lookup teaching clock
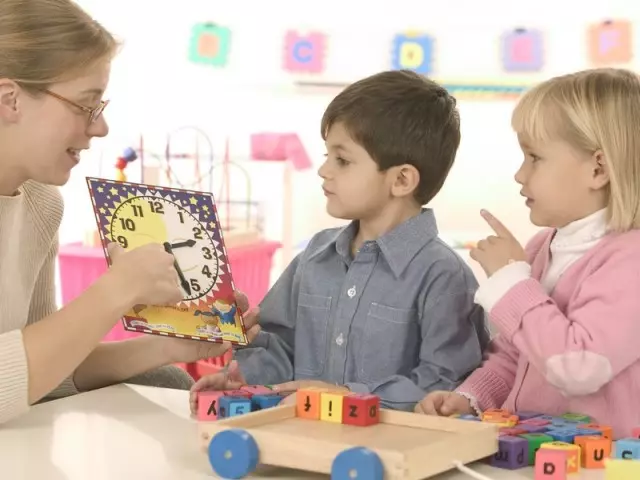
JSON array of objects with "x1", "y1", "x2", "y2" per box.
[{"x1": 108, "y1": 195, "x2": 219, "y2": 301}]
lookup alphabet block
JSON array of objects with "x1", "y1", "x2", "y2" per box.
[
  {"x1": 320, "y1": 392, "x2": 348, "y2": 424},
  {"x1": 545, "y1": 428, "x2": 579, "y2": 443},
  {"x1": 560, "y1": 412, "x2": 591, "y2": 423},
  {"x1": 250, "y1": 394, "x2": 283, "y2": 411},
  {"x1": 540, "y1": 442, "x2": 581, "y2": 474},
  {"x1": 218, "y1": 396, "x2": 252, "y2": 418},
  {"x1": 521, "y1": 418, "x2": 551, "y2": 427},
  {"x1": 579, "y1": 423, "x2": 613, "y2": 441},
  {"x1": 534, "y1": 448, "x2": 567, "y2": 479},
  {"x1": 296, "y1": 388, "x2": 325, "y2": 419},
  {"x1": 484, "y1": 414, "x2": 519, "y2": 427},
  {"x1": 491, "y1": 435, "x2": 529, "y2": 469},
  {"x1": 223, "y1": 389, "x2": 252, "y2": 399},
  {"x1": 516, "y1": 411, "x2": 543, "y2": 420},
  {"x1": 196, "y1": 390, "x2": 224, "y2": 421},
  {"x1": 342, "y1": 394, "x2": 380, "y2": 427},
  {"x1": 241, "y1": 385, "x2": 275, "y2": 396},
  {"x1": 604, "y1": 458, "x2": 640, "y2": 479},
  {"x1": 574, "y1": 435, "x2": 611, "y2": 469},
  {"x1": 500, "y1": 427, "x2": 528, "y2": 436},
  {"x1": 520, "y1": 433, "x2": 554, "y2": 465},
  {"x1": 613, "y1": 438, "x2": 640, "y2": 460},
  {"x1": 518, "y1": 424, "x2": 550, "y2": 434}
]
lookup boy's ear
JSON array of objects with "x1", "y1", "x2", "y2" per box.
[
  {"x1": 590, "y1": 150, "x2": 610, "y2": 191},
  {"x1": 390, "y1": 164, "x2": 420, "y2": 198}
]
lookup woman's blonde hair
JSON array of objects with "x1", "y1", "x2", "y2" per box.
[
  {"x1": 0, "y1": 0, "x2": 118, "y2": 89},
  {"x1": 511, "y1": 68, "x2": 640, "y2": 232}
]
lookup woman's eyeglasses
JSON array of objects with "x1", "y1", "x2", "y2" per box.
[{"x1": 42, "y1": 89, "x2": 109, "y2": 124}]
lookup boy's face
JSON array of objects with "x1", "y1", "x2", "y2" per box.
[{"x1": 318, "y1": 123, "x2": 393, "y2": 221}]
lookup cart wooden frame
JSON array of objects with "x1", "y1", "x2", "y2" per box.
[{"x1": 199, "y1": 404, "x2": 499, "y2": 479}]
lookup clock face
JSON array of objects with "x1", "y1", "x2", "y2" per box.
[{"x1": 109, "y1": 195, "x2": 220, "y2": 302}]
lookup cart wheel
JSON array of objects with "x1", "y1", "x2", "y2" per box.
[
  {"x1": 331, "y1": 446, "x2": 384, "y2": 480},
  {"x1": 207, "y1": 429, "x2": 259, "y2": 479}
]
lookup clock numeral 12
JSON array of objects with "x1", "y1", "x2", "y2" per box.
[{"x1": 149, "y1": 201, "x2": 165, "y2": 214}]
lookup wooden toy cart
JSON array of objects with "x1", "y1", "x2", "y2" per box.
[{"x1": 198, "y1": 404, "x2": 498, "y2": 479}]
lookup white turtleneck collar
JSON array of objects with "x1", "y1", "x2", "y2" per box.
[{"x1": 542, "y1": 209, "x2": 608, "y2": 292}]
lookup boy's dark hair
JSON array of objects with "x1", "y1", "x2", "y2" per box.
[{"x1": 321, "y1": 69, "x2": 461, "y2": 205}]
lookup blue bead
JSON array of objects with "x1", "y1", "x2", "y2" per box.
[
  {"x1": 331, "y1": 447, "x2": 384, "y2": 480},
  {"x1": 208, "y1": 429, "x2": 259, "y2": 479}
]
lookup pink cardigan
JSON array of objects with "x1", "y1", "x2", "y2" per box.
[{"x1": 457, "y1": 228, "x2": 640, "y2": 440}]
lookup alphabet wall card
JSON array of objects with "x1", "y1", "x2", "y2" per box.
[
  {"x1": 188, "y1": 23, "x2": 231, "y2": 67},
  {"x1": 283, "y1": 31, "x2": 326, "y2": 74},
  {"x1": 390, "y1": 32, "x2": 434, "y2": 74},
  {"x1": 587, "y1": 20, "x2": 633, "y2": 65},
  {"x1": 501, "y1": 28, "x2": 544, "y2": 72}
]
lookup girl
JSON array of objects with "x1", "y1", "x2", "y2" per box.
[
  {"x1": 416, "y1": 68, "x2": 640, "y2": 440},
  {"x1": 0, "y1": 0, "x2": 260, "y2": 425}
]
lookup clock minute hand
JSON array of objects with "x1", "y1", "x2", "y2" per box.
[
  {"x1": 170, "y1": 239, "x2": 196, "y2": 249},
  {"x1": 163, "y1": 242, "x2": 192, "y2": 296}
]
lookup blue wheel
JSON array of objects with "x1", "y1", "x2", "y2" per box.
[
  {"x1": 207, "y1": 429, "x2": 259, "y2": 479},
  {"x1": 331, "y1": 447, "x2": 384, "y2": 480}
]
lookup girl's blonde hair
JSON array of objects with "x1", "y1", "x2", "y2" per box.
[
  {"x1": 512, "y1": 68, "x2": 640, "y2": 232},
  {"x1": 0, "y1": 0, "x2": 118, "y2": 90}
]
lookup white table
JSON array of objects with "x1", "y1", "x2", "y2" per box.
[{"x1": 0, "y1": 384, "x2": 605, "y2": 479}]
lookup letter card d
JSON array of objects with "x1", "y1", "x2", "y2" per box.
[{"x1": 391, "y1": 33, "x2": 434, "y2": 75}]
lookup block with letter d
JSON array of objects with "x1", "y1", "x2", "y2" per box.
[{"x1": 534, "y1": 448, "x2": 567, "y2": 479}]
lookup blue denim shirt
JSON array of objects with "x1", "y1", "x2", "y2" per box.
[{"x1": 234, "y1": 209, "x2": 490, "y2": 410}]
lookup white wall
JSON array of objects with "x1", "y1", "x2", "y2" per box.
[{"x1": 60, "y1": 0, "x2": 640, "y2": 282}]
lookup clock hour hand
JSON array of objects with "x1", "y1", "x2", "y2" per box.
[
  {"x1": 170, "y1": 239, "x2": 196, "y2": 249},
  {"x1": 163, "y1": 242, "x2": 192, "y2": 296}
]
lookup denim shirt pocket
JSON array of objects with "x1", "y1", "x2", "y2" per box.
[
  {"x1": 358, "y1": 303, "x2": 417, "y2": 382},
  {"x1": 294, "y1": 292, "x2": 332, "y2": 377}
]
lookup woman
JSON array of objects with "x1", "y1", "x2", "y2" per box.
[{"x1": 0, "y1": 0, "x2": 260, "y2": 424}]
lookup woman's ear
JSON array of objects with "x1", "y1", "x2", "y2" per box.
[
  {"x1": 590, "y1": 150, "x2": 610, "y2": 191},
  {"x1": 0, "y1": 79, "x2": 20, "y2": 123},
  {"x1": 390, "y1": 164, "x2": 420, "y2": 199}
]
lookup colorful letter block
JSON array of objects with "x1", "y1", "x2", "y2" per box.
[
  {"x1": 491, "y1": 435, "x2": 529, "y2": 469},
  {"x1": 605, "y1": 458, "x2": 640, "y2": 479},
  {"x1": 223, "y1": 389, "x2": 252, "y2": 399},
  {"x1": 342, "y1": 394, "x2": 380, "y2": 427},
  {"x1": 197, "y1": 391, "x2": 225, "y2": 421},
  {"x1": 587, "y1": 20, "x2": 632, "y2": 65},
  {"x1": 188, "y1": 23, "x2": 231, "y2": 67},
  {"x1": 560, "y1": 412, "x2": 591, "y2": 423},
  {"x1": 534, "y1": 448, "x2": 567, "y2": 479},
  {"x1": 540, "y1": 442, "x2": 581, "y2": 474},
  {"x1": 574, "y1": 435, "x2": 611, "y2": 468},
  {"x1": 501, "y1": 28, "x2": 544, "y2": 72},
  {"x1": 515, "y1": 411, "x2": 543, "y2": 421},
  {"x1": 296, "y1": 388, "x2": 325, "y2": 419},
  {"x1": 250, "y1": 394, "x2": 283, "y2": 411},
  {"x1": 390, "y1": 32, "x2": 434, "y2": 74},
  {"x1": 283, "y1": 31, "x2": 326, "y2": 73},
  {"x1": 579, "y1": 423, "x2": 613, "y2": 440},
  {"x1": 614, "y1": 438, "x2": 640, "y2": 460},
  {"x1": 218, "y1": 396, "x2": 252, "y2": 418},
  {"x1": 520, "y1": 433, "x2": 554, "y2": 465},
  {"x1": 320, "y1": 392, "x2": 348, "y2": 424}
]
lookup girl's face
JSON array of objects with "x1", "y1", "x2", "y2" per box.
[
  {"x1": 0, "y1": 60, "x2": 111, "y2": 195},
  {"x1": 514, "y1": 133, "x2": 609, "y2": 228}
]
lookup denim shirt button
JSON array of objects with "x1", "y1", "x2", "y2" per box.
[
  {"x1": 347, "y1": 286, "x2": 356, "y2": 298},
  {"x1": 336, "y1": 333, "x2": 344, "y2": 346}
]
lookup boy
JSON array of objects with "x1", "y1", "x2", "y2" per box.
[{"x1": 191, "y1": 70, "x2": 489, "y2": 412}]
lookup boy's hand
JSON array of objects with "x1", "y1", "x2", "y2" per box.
[
  {"x1": 414, "y1": 391, "x2": 475, "y2": 416},
  {"x1": 270, "y1": 380, "x2": 350, "y2": 395},
  {"x1": 189, "y1": 360, "x2": 247, "y2": 415}
]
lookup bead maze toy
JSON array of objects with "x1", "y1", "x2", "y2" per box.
[
  {"x1": 466, "y1": 407, "x2": 640, "y2": 479},
  {"x1": 197, "y1": 387, "x2": 498, "y2": 479}
]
